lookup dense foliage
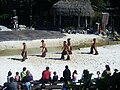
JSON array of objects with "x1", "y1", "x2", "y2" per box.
[{"x1": 0, "y1": 0, "x2": 119, "y2": 32}]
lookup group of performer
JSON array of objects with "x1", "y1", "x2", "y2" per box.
[
  {"x1": 21, "y1": 40, "x2": 48, "y2": 61},
  {"x1": 60, "y1": 38, "x2": 72, "y2": 60},
  {"x1": 21, "y1": 38, "x2": 98, "y2": 61}
]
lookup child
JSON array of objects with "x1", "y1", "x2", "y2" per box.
[{"x1": 15, "y1": 72, "x2": 20, "y2": 82}]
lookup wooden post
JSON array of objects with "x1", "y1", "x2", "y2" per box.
[
  {"x1": 85, "y1": 16, "x2": 88, "y2": 28},
  {"x1": 78, "y1": 8, "x2": 81, "y2": 27},
  {"x1": 54, "y1": 14, "x2": 56, "y2": 26},
  {"x1": 59, "y1": 8, "x2": 62, "y2": 28},
  {"x1": 59, "y1": 14, "x2": 61, "y2": 27},
  {"x1": 78, "y1": 15, "x2": 80, "y2": 27}
]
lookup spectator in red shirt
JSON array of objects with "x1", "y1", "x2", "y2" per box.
[{"x1": 41, "y1": 67, "x2": 51, "y2": 83}]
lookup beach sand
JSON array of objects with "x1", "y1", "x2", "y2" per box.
[{"x1": 0, "y1": 33, "x2": 120, "y2": 85}]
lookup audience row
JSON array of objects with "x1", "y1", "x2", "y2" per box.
[{"x1": 1, "y1": 64, "x2": 120, "y2": 90}]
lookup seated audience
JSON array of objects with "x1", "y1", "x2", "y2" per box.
[
  {"x1": 72, "y1": 70, "x2": 78, "y2": 83},
  {"x1": 7, "y1": 71, "x2": 12, "y2": 83},
  {"x1": 7, "y1": 77, "x2": 18, "y2": 90},
  {"x1": 15, "y1": 72, "x2": 20, "y2": 82},
  {"x1": 101, "y1": 65, "x2": 111, "y2": 79},
  {"x1": 52, "y1": 71, "x2": 58, "y2": 84},
  {"x1": 63, "y1": 65, "x2": 71, "y2": 84},
  {"x1": 21, "y1": 70, "x2": 33, "y2": 90},
  {"x1": 41, "y1": 66, "x2": 51, "y2": 83},
  {"x1": 20, "y1": 67, "x2": 27, "y2": 80}
]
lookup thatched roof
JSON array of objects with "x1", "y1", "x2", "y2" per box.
[{"x1": 52, "y1": 0, "x2": 94, "y2": 16}]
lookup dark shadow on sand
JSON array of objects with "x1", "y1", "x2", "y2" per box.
[
  {"x1": 30, "y1": 55, "x2": 42, "y2": 57},
  {"x1": 81, "y1": 52, "x2": 91, "y2": 54},
  {"x1": 8, "y1": 58, "x2": 22, "y2": 62},
  {"x1": 45, "y1": 57, "x2": 62, "y2": 60},
  {"x1": 55, "y1": 52, "x2": 61, "y2": 54}
]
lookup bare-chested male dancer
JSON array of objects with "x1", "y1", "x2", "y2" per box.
[
  {"x1": 67, "y1": 38, "x2": 72, "y2": 54},
  {"x1": 21, "y1": 42, "x2": 27, "y2": 61},
  {"x1": 90, "y1": 38, "x2": 99, "y2": 55},
  {"x1": 61, "y1": 41, "x2": 70, "y2": 60},
  {"x1": 40, "y1": 40, "x2": 47, "y2": 57}
]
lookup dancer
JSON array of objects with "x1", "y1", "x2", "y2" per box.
[
  {"x1": 40, "y1": 40, "x2": 47, "y2": 57},
  {"x1": 67, "y1": 38, "x2": 72, "y2": 54},
  {"x1": 61, "y1": 41, "x2": 70, "y2": 60},
  {"x1": 89, "y1": 38, "x2": 99, "y2": 55},
  {"x1": 21, "y1": 42, "x2": 27, "y2": 61}
]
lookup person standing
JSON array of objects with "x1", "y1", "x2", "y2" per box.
[
  {"x1": 40, "y1": 40, "x2": 47, "y2": 57},
  {"x1": 21, "y1": 42, "x2": 27, "y2": 61},
  {"x1": 61, "y1": 41, "x2": 70, "y2": 60},
  {"x1": 89, "y1": 38, "x2": 99, "y2": 55},
  {"x1": 67, "y1": 38, "x2": 72, "y2": 54}
]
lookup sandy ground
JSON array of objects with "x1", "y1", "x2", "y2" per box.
[
  {"x1": 0, "y1": 34, "x2": 120, "y2": 85},
  {"x1": 0, "y1": 34, "x2": 103, "y2": 50}
]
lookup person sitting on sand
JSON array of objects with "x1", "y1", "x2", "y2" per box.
[
  {"x1": 72, "y1": 70, "x2": 78, "y2": 82},
  {"x1": 101, "y1": 65, "x2": 111, "y2": 79},
  {"x1": 7, "y1": 70, "x2": 12, "y2": 83},
  {"x1": 41, "y1": 66, "x2": 51, "y2": 83},
  {"x1": 61, "y1": 41, "x2": 70, "y2": 60},
  {"x1": 63, "y1": 65, "x2": 71, "y2": 84},
  {"x1": 20, "y1": 67, "x2": 27, "y2": 80},
  {"x1": 21, "y1": 42, "x2": 28, "y2": 61},
  {"x1": 67, "y1": 38, "x2": 72, "y2": 54},
  {"x1": 7, "y1": 77, "x2": 18, "y2": 90},
  {"x1": 21, "y1": 70, "x2": 33, "y2": 90},
  {"x1": 14, "y1": 72, "x2": 21, "y2": 90},
  {"x1": 40, "y1": 40, "x2": 48, "y2": 57},
  {"x1": 89, "y1": 38, "x2": 99, "y2": 55},
  {"x1": 52, "y1": 71, "x2": 58, "y2": 84},
  {"x1": 15, "y1": 72, "x2": 20, "y2": 82}
]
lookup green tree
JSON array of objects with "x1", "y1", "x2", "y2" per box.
[{"x1": 90, "y1": 0, "x2": 107, "y2": 11}]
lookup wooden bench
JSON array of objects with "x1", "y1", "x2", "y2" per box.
[
  {"x1": 31, "y1": 81, "x2": 64, "y2": 90},
  {"x1": 45, "y1": 84, "x2": 63, "y2": 90},
  {"x1": 65, "y1": 82, "x2": 83, "y2": 90}
]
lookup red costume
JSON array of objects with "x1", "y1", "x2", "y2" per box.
[{"x1": 61, "y1": 41, "x2": 70, "y2": 60}]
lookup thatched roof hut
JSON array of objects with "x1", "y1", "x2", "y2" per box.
[{"x1": 53, "y1": 0, "x2": 94, "y2": 16}]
